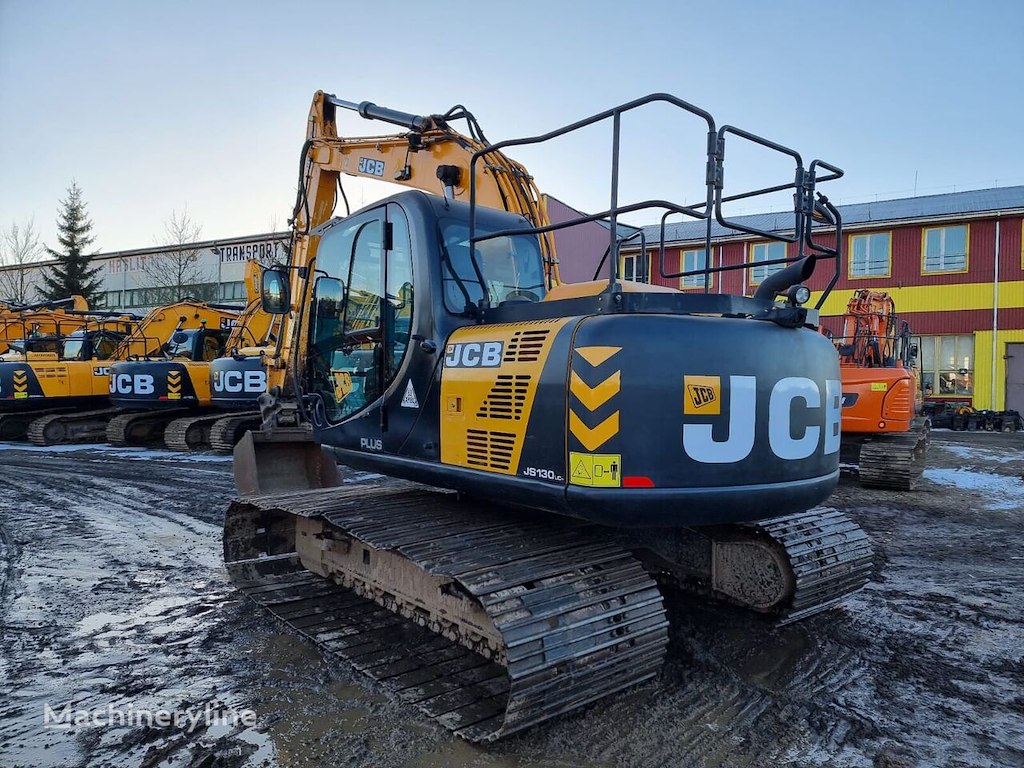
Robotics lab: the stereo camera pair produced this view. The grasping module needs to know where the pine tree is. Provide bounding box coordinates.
[40,181,103,303]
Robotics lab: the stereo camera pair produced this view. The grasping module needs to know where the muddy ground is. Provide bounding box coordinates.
[0,431,1022,768]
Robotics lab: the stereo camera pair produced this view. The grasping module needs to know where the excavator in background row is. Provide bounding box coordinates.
[827,289,929,490]
[0,299,239,445]
[222,90,873,741]
[105,262,275,451]
[0,296,93,355]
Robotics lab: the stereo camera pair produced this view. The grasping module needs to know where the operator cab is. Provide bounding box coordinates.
[162,327,229,361]
[3,336,61,357]
[60,330,123,361]
[279,192,547,425]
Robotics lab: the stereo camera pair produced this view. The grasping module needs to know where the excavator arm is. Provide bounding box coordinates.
[266,91,558,401]
[113,299,241,360]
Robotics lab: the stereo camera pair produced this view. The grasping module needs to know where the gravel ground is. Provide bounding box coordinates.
[0,431,1022,768]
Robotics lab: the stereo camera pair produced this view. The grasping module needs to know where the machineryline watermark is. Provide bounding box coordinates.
[43,701,256,733]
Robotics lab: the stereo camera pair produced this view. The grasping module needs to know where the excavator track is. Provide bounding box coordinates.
[224,484,670,741]
[208,413,262,454]
[0,409,71,441]
[164,412,262,452]
[626,507,873,625]
[26,407,122,446]
[742,508,873,623]
[854,432,928,491]
[105,409,190,447]
[163,413,221,451]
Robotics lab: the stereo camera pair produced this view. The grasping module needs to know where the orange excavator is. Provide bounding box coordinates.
[829,289,928,489]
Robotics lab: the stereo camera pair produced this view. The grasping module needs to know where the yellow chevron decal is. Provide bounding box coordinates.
[13,371,27,382]
[575,346,621,367]
[569,410,620,452]
[570,370,621,411]
[168,385,181,394]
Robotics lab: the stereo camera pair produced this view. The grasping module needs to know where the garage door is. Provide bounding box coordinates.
[1007,343,1024,413]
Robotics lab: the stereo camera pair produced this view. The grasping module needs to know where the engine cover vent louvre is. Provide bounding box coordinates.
[477,374,531,420]
[466,429,516,470]
[503,329,551,363]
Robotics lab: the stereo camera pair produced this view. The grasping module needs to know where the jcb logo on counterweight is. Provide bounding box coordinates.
[213,370,267,393]
[683,375,842,464]
[684,376,720,415]
[110,374,154,395]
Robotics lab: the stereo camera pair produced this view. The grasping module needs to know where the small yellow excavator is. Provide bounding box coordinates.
[104,262,276,451]
[222,90,871,741]
[0,299,239,444]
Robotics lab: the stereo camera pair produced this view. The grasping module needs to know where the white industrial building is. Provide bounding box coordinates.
[0,231,289,312]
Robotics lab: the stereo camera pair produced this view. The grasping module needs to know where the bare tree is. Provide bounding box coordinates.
[142,207,212,302]
[0,218,44,304]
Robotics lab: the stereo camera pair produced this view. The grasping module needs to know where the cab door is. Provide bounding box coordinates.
[307,203,415,454]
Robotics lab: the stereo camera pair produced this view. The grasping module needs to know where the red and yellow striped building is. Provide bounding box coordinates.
[620,186,1024,412]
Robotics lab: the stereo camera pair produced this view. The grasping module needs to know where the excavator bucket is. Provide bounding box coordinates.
[232,428,342,496]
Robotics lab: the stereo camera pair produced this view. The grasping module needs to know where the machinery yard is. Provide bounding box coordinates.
[0,429,1020,768]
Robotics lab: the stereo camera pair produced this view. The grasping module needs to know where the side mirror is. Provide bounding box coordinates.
[312,277,345,348]
[910,344,919,360]
[314,277,346,319]
[261,268,290,314]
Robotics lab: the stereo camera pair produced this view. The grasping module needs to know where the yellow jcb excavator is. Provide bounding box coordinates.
[0,296,92,355]
[104,262,276,451]
[222,91,872,741]
[0,299,239,444]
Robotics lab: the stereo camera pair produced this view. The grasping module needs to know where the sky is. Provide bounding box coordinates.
[1,0,1022,255]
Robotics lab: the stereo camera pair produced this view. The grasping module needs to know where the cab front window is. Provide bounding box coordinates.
[440,222,546,313]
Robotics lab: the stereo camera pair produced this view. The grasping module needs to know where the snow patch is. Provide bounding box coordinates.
[0,442,231,462]
[939,443,1023,465]
[923,468,1024,511]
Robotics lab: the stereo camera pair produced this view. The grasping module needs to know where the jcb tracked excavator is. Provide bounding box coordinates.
[104,299,246,447]
[0,296,92,355]
[223,91,873,741]
[104,262,275,451]
[0,299,238,444]
[827,289,928,489]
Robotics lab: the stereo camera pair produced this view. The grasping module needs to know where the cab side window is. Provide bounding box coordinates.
[308,206,414,423]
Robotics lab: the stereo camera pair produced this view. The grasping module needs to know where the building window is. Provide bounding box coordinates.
[849,232,891,278]
[919,334,974,397]
[922,225,968,273]
[101,291,122,309]
[680,248,710,289]
[220,281,247,301]
[749,241,786,285]
[621,253,649,283]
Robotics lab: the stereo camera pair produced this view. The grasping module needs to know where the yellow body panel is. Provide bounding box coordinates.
[441,319,571,474]
[15,358,112,399]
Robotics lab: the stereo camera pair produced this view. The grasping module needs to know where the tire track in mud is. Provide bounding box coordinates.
[0,452,273,768]
[1,436,1023,768]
